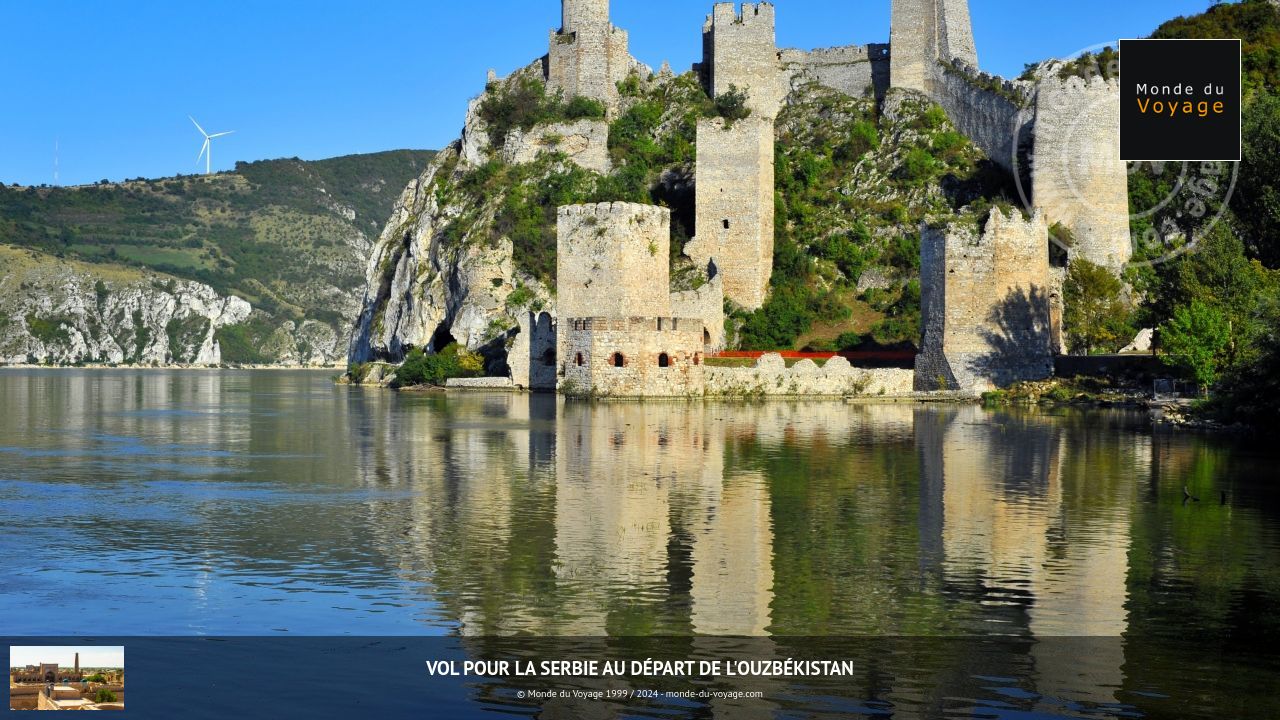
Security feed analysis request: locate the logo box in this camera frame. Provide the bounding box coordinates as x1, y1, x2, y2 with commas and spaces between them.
1119, 38, 1241, 162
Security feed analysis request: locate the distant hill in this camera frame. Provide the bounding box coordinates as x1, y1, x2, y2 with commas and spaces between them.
1151, 0, 1280, 95
0, 150, 434, 365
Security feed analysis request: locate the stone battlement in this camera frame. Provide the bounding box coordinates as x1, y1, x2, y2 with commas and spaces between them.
710, 1, 775, 27
567, 317, 704, 333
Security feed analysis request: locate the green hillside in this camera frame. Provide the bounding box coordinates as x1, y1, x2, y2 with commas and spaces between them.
0, 150, 433, 362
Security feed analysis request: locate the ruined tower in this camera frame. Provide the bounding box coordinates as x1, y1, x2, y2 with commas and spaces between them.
688, 116, 776, 311
556, 203, 706, 397
547, 0, 633, 114
915, 209, 1055, 393
1033, 75, 1131, 270
701, 2, 784, 118
889, 0, 978, 93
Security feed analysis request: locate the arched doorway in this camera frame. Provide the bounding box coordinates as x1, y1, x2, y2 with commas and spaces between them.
658, 353, 671, 368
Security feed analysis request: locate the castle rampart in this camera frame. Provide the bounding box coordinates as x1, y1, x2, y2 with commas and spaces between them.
779, 44, 891, 99
1032, 73, 1131, 269
688, 116, 775, 311
915, 209, 1055, 394
702, 2, 784, 118
928, 61, 1034, 173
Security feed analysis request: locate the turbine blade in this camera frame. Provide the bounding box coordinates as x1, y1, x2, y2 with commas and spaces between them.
189, 115, 208, 137
197, 139, 209, 164
208, 131, 234, 138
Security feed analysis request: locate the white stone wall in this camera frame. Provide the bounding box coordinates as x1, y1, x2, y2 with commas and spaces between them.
509, 311, 557, 391
563, 317, 706, 397
889, 0, 977, 93
916, 209, 1055, 394
670, 272, 727, 353
780, 44, 891, 99
502, 118, 611, 174
706, 354, 915, 397
1033, 74, 1131, 270
930, 65, 1034, 173
688, 117, 775, 311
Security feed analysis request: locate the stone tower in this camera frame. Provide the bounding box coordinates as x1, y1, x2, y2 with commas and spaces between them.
547, 0, 632, 115
916, 209, 1055, 393
688, 116, 776, 311
890, 0, 978, 93
701, 2, 784, 118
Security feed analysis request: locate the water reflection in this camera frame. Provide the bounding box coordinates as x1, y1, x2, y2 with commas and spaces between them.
1, 370, 1278, 716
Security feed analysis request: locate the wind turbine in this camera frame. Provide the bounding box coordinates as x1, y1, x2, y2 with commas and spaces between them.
189, 116, 234, 175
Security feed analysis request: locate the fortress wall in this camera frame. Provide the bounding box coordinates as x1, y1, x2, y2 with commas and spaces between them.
670, 272, 727, 353
1033, 75, 1131, 269
704, 2, 784, 118
779, 44, 891, 99
547, 5, 632, 116
931, 62, 1034, 172
915, 209, 1055, 393
563, 317, 706, 397
509, 311, 557, 391
502, 118, 611, 174
688, 117, 775, 311
706, 354, 915, 397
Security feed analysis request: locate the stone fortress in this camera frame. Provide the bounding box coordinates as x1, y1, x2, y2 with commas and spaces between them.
490, 0, 1132, 397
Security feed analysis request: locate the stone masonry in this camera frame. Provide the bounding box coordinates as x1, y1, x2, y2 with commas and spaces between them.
915, 209, 1055, 394
546, 0, 634, 115
556, 202, 714, 397
687, 116, 775, 311
701, 2, 785, 119
1033, 74, 1131, 270
890, 0, 978, 94
887, 0, 1132, 273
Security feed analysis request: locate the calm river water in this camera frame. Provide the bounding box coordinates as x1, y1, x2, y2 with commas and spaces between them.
1, 369, 1278, 718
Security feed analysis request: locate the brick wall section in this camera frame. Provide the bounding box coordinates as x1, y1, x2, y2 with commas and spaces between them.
563, 317, 706, 397
916, 209, 1055, 394
688, 117, 775, 310
703, 3, 784, 119
670, 272, 727, 353
1033, 75, 1131, 270
929, 64, 1034, 172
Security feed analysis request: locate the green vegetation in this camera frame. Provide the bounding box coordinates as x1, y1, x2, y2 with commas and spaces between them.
1237, 90, 1280, 266
391, 343, 484, 388
478, 74, 607, 148
94, 689, 117, 704
1160, 300, 1232, 392
1063, 259, 1134, 355
0, 150, 434, 347
24, 313, 73, 345
213, 317, 278, 364
1055, 46, 1118, 81
85, 674, 107, 684
1151, 0, 1280, 95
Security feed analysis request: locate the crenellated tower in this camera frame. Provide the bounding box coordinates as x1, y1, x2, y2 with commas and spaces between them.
547, 0, 633, 115
701, 2, 784, 119
889, 0, 978, 94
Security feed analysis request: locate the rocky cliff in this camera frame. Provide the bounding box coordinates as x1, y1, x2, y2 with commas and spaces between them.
0, 150, 433, 365
0, 246, 249, 364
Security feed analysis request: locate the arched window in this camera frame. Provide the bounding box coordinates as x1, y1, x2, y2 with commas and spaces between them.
722, 219, 730, 230
611, 352, 626, 368
704, 329, 711, 345
658, 353, 671, 368
541, 348, 555, 366
693, 353, 702, 366
575, 352, 585, 367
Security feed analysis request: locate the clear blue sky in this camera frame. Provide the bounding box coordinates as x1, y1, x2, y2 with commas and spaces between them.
10, 646, 124, 668
0, 0, 1214, 187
